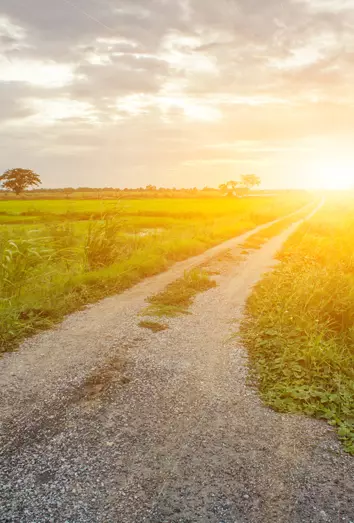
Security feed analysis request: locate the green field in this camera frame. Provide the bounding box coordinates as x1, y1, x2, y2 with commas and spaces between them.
0, 197, 304, 223
0, 194, 311, 353
242, 194, 354, 454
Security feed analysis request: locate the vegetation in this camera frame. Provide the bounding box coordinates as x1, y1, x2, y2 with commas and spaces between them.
241, 195, 354, 454
138, 321, 168, 332
0, 168, 41, 195
241, 174, 261, 190
0, 194, 310, 354
219, 174, 261, 197
0, 196, 308, 226
143, 269, 217, 317
0, 185, 302, 202
239, 202, 314, 251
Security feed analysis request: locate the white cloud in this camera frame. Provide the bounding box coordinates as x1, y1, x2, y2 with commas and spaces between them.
116, 93, 153, 116
115, 92, 221, 122
182, 158, 264, 166
269, 32, 339, 70
159, 32, 218, 74
295, 0, 354, 12
205, 141, 311, 152
23, 98, 97, 124
0, 15, 26, 41
0, 58, 76, 87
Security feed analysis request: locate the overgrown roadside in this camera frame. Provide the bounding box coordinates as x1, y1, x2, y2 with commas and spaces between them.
241, 196, 354, 454
0, 196, 313, 354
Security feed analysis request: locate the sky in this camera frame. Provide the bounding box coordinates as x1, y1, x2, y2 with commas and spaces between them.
1, 0, 354, 189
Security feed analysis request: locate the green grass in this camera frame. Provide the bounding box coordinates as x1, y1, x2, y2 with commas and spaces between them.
144, 269, 217, 317
241, 195, 354, 454
0, 194, 312, 353
138, 321, 168, 332
0, 196, 309, 222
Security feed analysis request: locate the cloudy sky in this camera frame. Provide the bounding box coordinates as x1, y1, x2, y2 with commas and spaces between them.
1, 0, 354, 189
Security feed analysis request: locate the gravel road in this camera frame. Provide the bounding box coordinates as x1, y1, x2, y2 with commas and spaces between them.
1, 203, 353, 522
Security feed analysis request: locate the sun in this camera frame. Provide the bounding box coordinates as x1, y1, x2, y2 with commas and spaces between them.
307, 157, 354, 190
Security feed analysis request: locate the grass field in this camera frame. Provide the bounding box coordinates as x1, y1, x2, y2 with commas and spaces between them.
0, 197, 305, 224
0, 194, 310, 353
242, 194, 354, 454
0, 188, 284, 202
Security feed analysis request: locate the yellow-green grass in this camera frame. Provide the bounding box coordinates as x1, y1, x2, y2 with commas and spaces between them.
0, 189, 292, 201
0, 194, 311, 353
0, 196, 309, 220
0, 189, 222, 201
241, 195, 354, 454
240, 202, 317, 251
138, 321, 168, 333
143, 269, 217, 317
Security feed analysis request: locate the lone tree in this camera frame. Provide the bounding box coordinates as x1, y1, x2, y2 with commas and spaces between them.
219, 175, 261, 197
219, 180, 240, 197
0, 168, 41, 195
240, 174, 261, 190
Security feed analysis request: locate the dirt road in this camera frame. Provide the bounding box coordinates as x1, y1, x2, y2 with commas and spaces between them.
1, 203, 353, 522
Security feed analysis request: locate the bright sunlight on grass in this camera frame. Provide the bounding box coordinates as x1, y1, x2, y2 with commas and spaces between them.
0, 194, 310, 353
241, 194, 354, 454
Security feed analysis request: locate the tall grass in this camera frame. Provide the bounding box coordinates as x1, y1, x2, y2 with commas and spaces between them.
84, 217, 125, 270
241, 196, 354, 454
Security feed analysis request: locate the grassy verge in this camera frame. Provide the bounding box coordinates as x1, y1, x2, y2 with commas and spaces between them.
241, 196, 354, 454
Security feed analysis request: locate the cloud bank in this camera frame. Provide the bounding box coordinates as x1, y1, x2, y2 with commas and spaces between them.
1, 0, 354, 188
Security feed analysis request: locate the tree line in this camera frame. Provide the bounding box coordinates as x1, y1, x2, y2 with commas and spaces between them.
0, 168, 261, 196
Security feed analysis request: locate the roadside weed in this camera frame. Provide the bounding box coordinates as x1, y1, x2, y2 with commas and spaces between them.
241, 197, 354, 454
139, 321, 168, 332
144, 269, 217, 317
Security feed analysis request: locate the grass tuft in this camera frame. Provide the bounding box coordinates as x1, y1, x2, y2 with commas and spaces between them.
144, 269, 217, 317
139, 320, 168, 332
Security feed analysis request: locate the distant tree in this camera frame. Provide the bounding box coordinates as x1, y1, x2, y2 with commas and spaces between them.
240, 174, 261, 190
219, 176, 261, 197
0, 168, 41, 195
63, 187, 74, 199
219, 180, 240, 197
146, 185, 157, 191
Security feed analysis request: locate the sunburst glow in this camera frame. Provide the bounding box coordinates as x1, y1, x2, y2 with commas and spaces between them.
306, 157, 354, 190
